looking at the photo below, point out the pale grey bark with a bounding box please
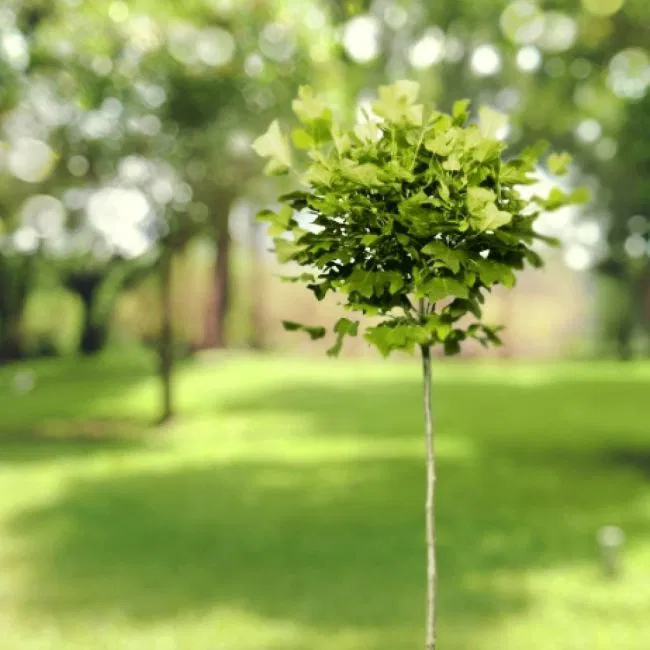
[421,343,436,650]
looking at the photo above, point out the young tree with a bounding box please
[254,80,585,648]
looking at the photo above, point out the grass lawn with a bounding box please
[1,352,650,649]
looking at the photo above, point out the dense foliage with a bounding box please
[254,80,585,357]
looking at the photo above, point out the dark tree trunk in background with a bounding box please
[639,266,650,356]
[613,269,650,360]
[615,305,635,360]
[158,248,174,424]
[249,214,265,350]
[0,254,32,363]
[79,285,109,355]
[65,272,110,356]
[214,225,231,348]
[201,222,231,350]
[0,312,25,362]
[598,260,639,360]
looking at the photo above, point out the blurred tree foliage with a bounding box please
[1,0,650,363]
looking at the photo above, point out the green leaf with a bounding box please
[570,186,591,204]
[291,128,315,150]
[547,152,571,176]
[292,86,333,127]
[347,269,375,298]
[464,270,477,287]
[479,203,512,231]
[467,323,504,348]
[427,112,452,133]
[252,120,292,175]
[303,164,333,186]
[442,154,461,171]
[334,317,360,337]
[263,205,294,236]
[473,258,516,287]
[256,209,275,222]
[417,277,469,301]
[534,186,591,211]
[444,337,461,356]
[467,187,512,231]
[500,163,535,185]
[470,133,505,162]
[364,325,395,357]
[423,313,442,333]
[445,297,482,319]
[467,186,496,212]
[274,238,307,263]
[435,321,452,341]
[308,281,331,300]
[372,80,423,126]
[354,121,382,143]
[327,317,360,357]
[452,99,470,125]
[424,130,456,156]
[537,187,568,211]
[340,160,382,186]
[364,321,430,357]
[524,249,544,267]
[438,181,450,203]
[282,321,327,340]
[478,106,508,139]
[517,140,549,168]
[331,124,352,154]
[421,240,467,273]
[384,271,404,293]
[281,272,316,284]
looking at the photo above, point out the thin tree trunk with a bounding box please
[420,342,436,650]
[158,248,174,424]
[0,254,31,363]
[0,312,24,363]
[615,277,635,360]
[214,225,231,348]
[634,264,650,356]
[200,225,231,349]
[78,286,109,356]
[249,215,265,350]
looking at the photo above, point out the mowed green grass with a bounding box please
[1,353,650,650]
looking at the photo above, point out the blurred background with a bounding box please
[1,1,650,649]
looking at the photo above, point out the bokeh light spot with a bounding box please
[343,15,381,64]
[500,1,545,44]
[582,0,625,17]
[516,45,542,72]
[471,44,502,76]
[607,48,650,100]
[8,138,56,183]
[575,118,602,144]
[408,28,445,69]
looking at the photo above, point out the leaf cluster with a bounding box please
[253,81,586,357]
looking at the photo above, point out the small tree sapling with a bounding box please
[253,80,586,650]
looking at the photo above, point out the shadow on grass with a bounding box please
[218,370,650,457]
[0,352,165,464]
[7,373,650,647]
[7,459,522,632]
[0,420,148,464]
